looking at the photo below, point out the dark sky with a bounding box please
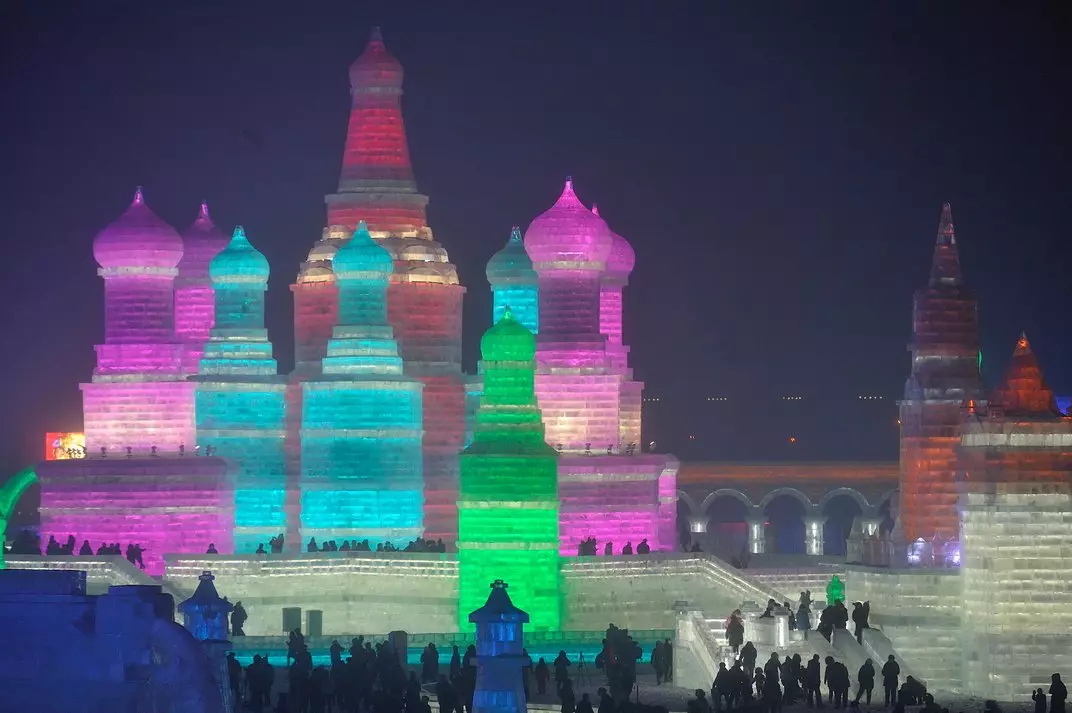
[1,1,1070,469]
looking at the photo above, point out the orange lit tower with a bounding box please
[289,28,465,546]
[899,203,982,542]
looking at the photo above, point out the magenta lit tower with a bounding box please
[38,189,232,574]
[175,202,229,374]
[524,179,677,554]
[290,28,466,547]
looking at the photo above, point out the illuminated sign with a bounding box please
[44,432,86,460]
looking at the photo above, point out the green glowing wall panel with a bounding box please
[458,549,561,632]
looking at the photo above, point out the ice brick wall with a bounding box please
[165,553,458,636]
[845,565,962,692]
[38,456,234,576]
[959,484,1072,700]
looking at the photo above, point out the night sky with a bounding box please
[1,2,1070,470]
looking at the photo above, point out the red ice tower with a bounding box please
[289,28,465,547]
[899,203,982,543]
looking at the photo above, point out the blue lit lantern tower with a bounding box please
[486,226,538,334]
[469,580,530,713]
[300,221,424,545]
[195,227,286,553]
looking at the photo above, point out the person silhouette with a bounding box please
[1051,673,1067,713]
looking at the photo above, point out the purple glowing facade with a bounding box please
[38,190,234,574]
[175,202,229,375]
[522,179,677,553]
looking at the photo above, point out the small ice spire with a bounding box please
[369,26,383,43]
[509,226,522,243]
[199,201,210,220]
[133,186,144,205]
[502,305,514,321]
[231,225,248,243]
[1016,331,1030,352]
[938,202,955,244]
[591,203,600,217]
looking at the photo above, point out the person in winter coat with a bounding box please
[881,655,900,707]
[851,602,870,645]
[1034,689,1048,713]
[739,642,758,676]
[804,654,823,708]
[763,654,783,713]
[854,658,875,705]
[797,602,812,638]
[726,614,745,656]
[1051,673,1067,713]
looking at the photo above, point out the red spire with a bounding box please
[929,202,962,286]
[339,27,413,186]
[991,333,1060,416]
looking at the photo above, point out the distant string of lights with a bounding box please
[643,395,891,402]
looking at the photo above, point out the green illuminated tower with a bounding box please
[458,308,561,631]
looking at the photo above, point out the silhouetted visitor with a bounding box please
[560,678,576,713]
[604,542,613,556]
[763,653,783,713]
[553,651,571,690]
[226,652,242,704]
[726,612,745,655]
[96,542,108,555]
[664,637,674,681]
[854,657,875,705]
[78,540,92,556]
[851,601,870,644]
[436,674,458,713]
[688,689,711,713]
[269,534,284,553]
[882,655,900,707]
[231,601,247,636]
[1035,689,1048,713]
[451,644,461,681]
[714,662,732,709]
[1051,673,1067,713]
[797,602,812,638]
[421,642,440,683]
[598,686,615,713]
[804,654,823,708]
[622,542,633,555]
[206,542,218,554]
[536,658,550,695]
[824,656,849,709]
[636,539,650,554]
[577,692,594,713]
[898,676,925,706]
[255,543,266,554]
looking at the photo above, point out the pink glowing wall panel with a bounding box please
[81,380,196,455]
[174,283,216,374]
[102,277,176,344]
[533,368,621,453]
[556,455,677,555]
[37,456,233,575]
[599,285,623,347]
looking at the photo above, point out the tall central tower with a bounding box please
[899,203,981,542]
[291,28,465,546]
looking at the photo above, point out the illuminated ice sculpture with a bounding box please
[300,221,424,545]
[195,227,286,553]
[458,309,561,630]
[175,202,229,374]
[39,189,232,574]
[294,27,466,546]
[486,227,538,334]
[469,580,531,713]
[899,203,981,543]
[523,180,677,553]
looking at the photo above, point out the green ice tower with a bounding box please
[458,308,562,631]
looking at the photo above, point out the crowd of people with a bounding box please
[577,538,652,556]
[305,537,448,554]
[6,531,148,569]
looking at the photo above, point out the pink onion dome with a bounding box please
[591,203,635,278]
[523,178,612,267]
[93,187,184,270]
[349,27,403,92]
[177,201,229,280]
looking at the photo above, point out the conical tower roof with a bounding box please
[93,187,184,270]
[524,178,612,266]
[480,307,536,363]
[990,333,1060,416]
[929,202,963,287]
[210,226,270,283]
[468,580,530,624]
[486,226,537,283]
[349,26,403,91]
[178,201,229,280]
[333,220,394,277]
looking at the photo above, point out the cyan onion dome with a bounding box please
[486,226,537,283]
[349,27,403,91]
[209,226,270,283]
[481,307,536,363]
[178,201,229,280]
[523,178,612,266]
[333,220,394,278]
[591,204,635,278]
[93,187,184,270]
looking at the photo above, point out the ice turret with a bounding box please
[176,202,229,373]
[990,333,1060,416]
[486,226,538,334]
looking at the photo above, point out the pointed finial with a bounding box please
[133,186,144,205]
[370,26,383,43]
[199,201,210,220]
[501,305,514,321]
[357,219,369,232]
[938,202,955,244]
[232,225,247,241]
[1017,331,1030,352]
[509,226,522,243]
[591,203,600,217]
